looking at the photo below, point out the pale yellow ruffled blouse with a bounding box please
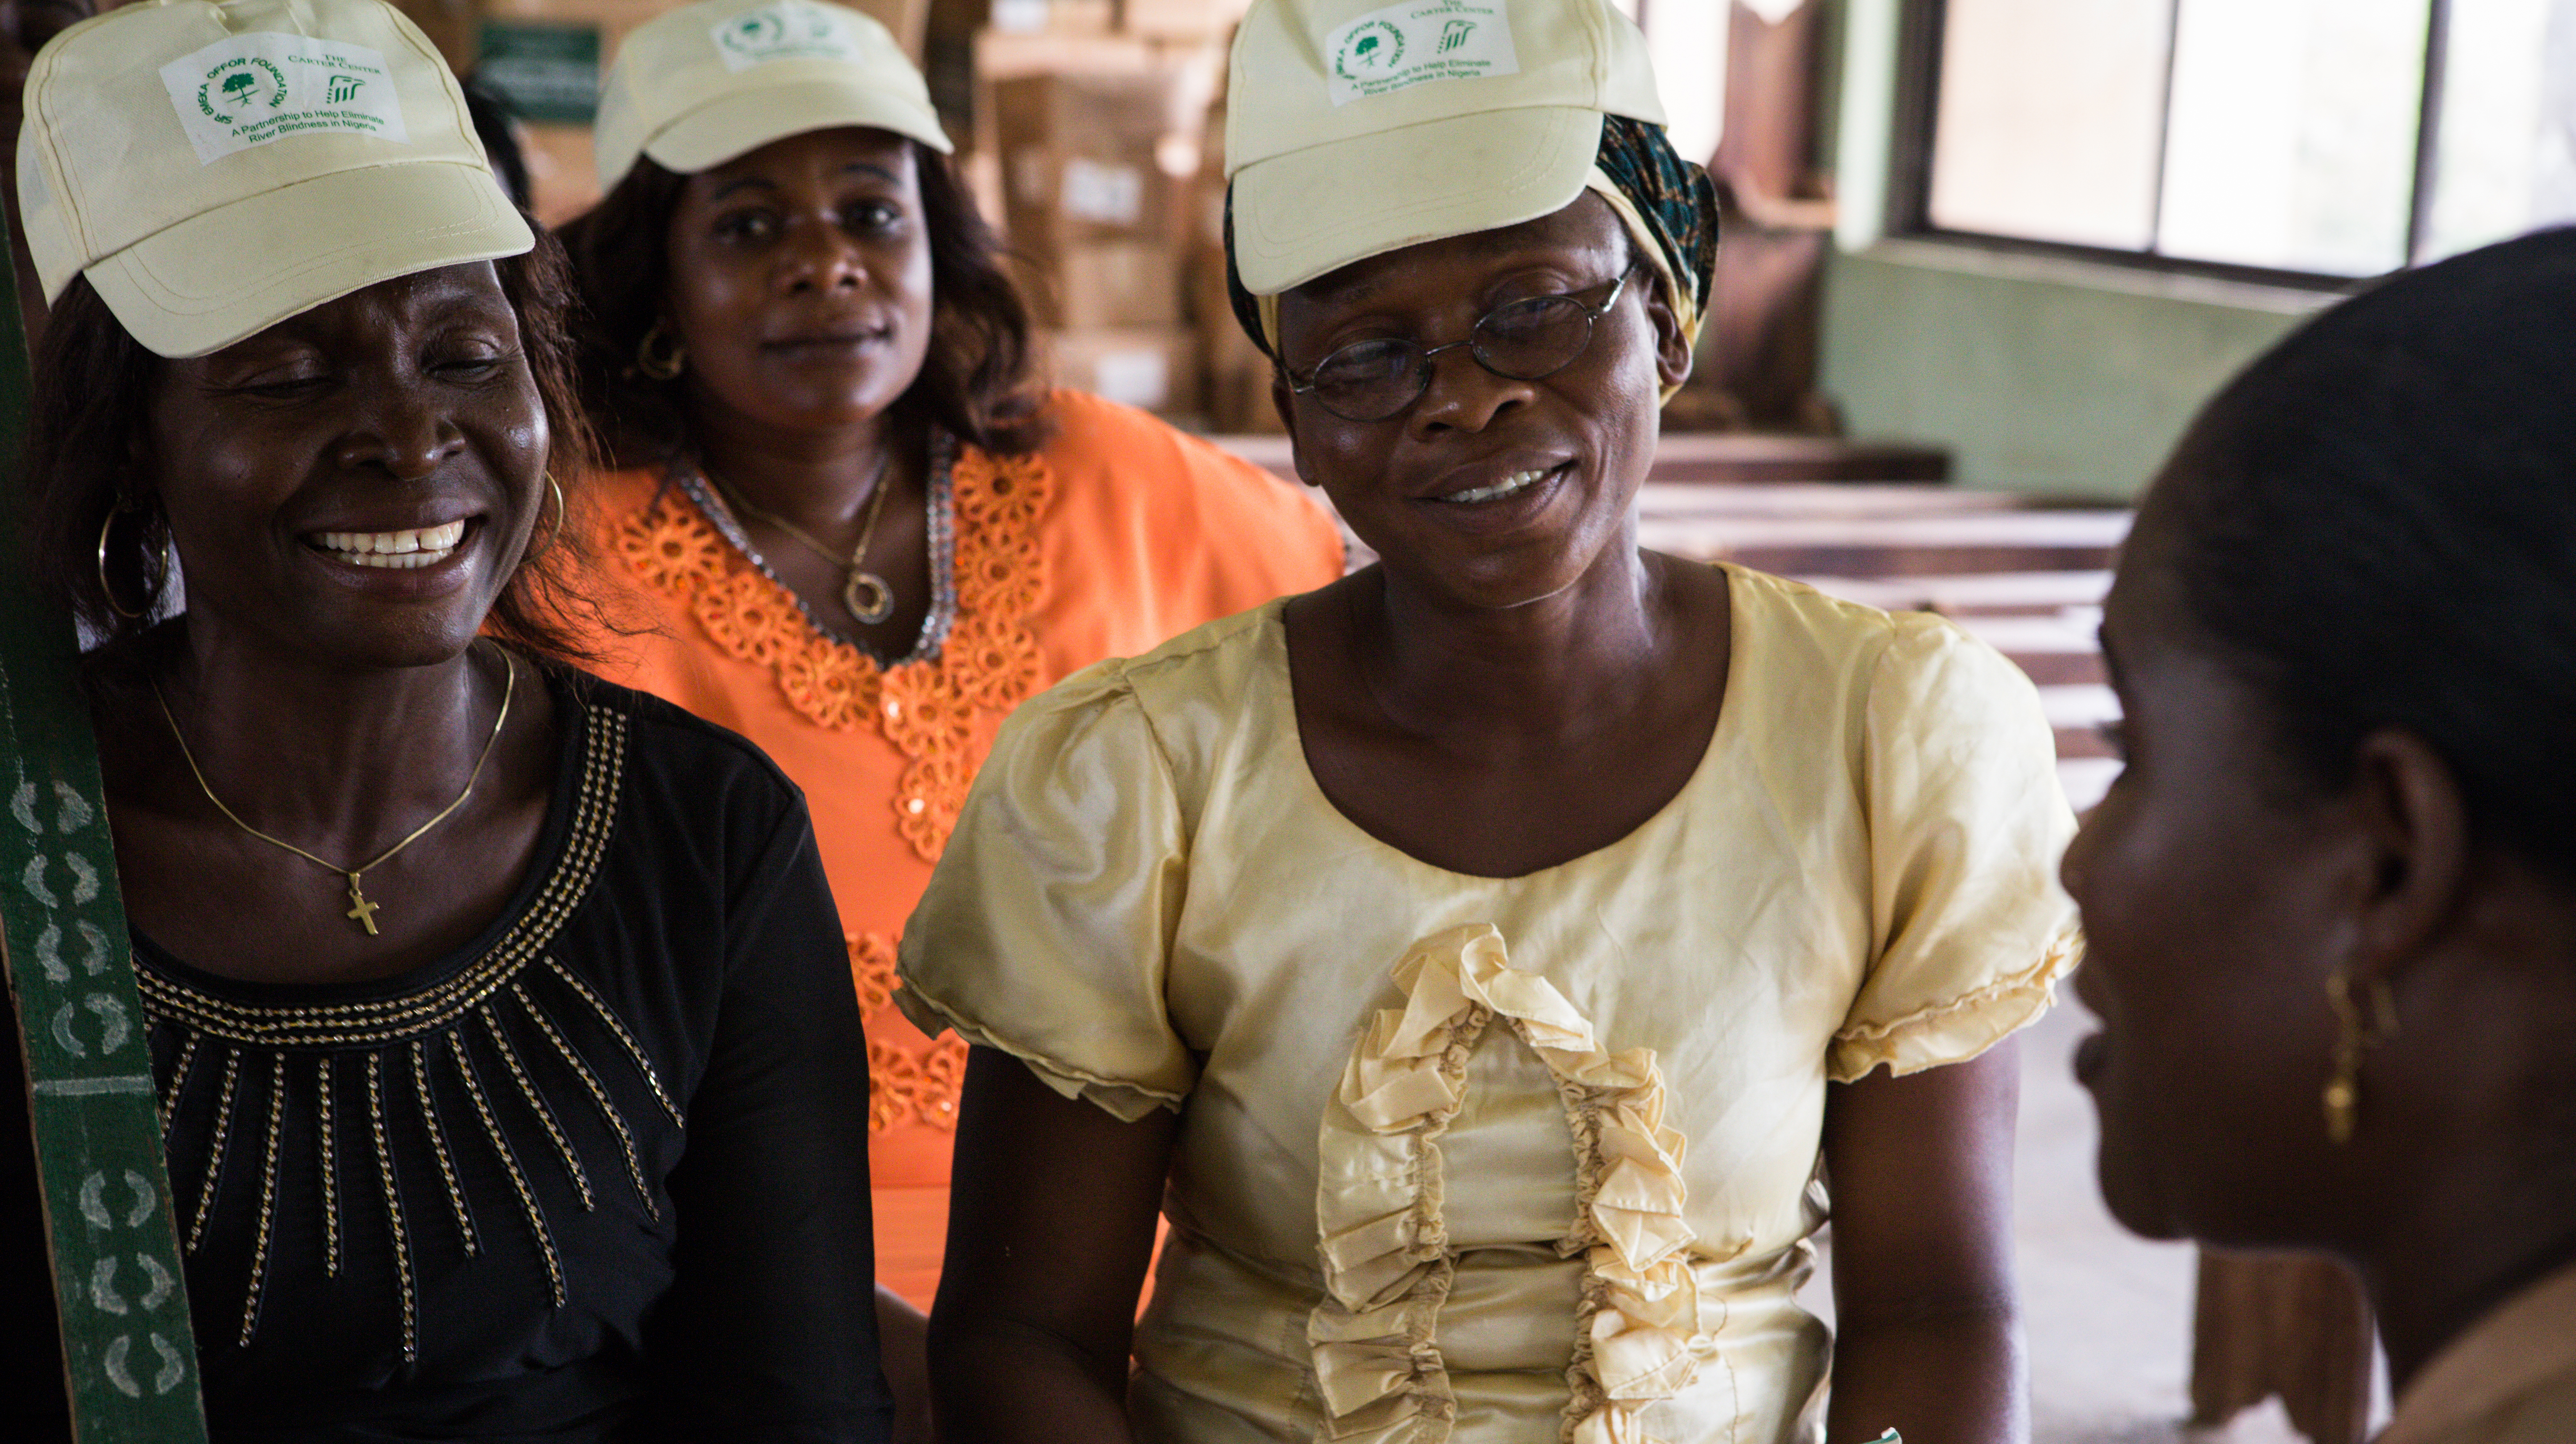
[898,564,2081,1444]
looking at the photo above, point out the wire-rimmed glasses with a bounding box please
[1283,266,1640,424]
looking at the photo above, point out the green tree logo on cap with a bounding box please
[197,57,287,125]
[1334,20,1404,81]
[715,0,854,64]
[721,11,788,52]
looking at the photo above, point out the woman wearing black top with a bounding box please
[0,1,889,1439]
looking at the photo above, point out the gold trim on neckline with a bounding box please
[134,703,629,1049]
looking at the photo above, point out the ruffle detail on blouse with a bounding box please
[614,449,1055,864]
[1312,924,1717,1444]
[1828,921,2085,1083]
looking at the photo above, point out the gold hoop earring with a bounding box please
[2322,968,2400,1146]
[535,472,567,555]
[96,503,166,621]
[636,321,686,381]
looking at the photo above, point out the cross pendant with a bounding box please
[345,875,381,935]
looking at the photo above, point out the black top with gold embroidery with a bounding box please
[54,675,889,1443]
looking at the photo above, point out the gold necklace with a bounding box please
[152,650,517,937]
[710,451,899,626]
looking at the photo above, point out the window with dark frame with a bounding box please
[1892,0,2576,287]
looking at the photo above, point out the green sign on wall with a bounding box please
[477,21,602,125]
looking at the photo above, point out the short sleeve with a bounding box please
[896,663,1195,1121]
[1831,612,2083,1083]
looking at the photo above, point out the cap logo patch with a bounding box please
[712,0,866,72]
[1324,0,1519,107]
[158,33,408,165]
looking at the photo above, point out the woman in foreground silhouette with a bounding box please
[2065,227,2576,1444]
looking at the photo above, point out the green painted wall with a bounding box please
[1819,250,2313,501]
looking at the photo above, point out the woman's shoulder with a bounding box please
[580,462,673,523]
[1719,561,1907,650]
[1020,602,1279,717]
[993,603,1282,766]
[1717,562,2029,716]
[1035,386,1211,465]
[566,465,687,605]
[1018,392,1344,609]
[1712,562,1907,703]
[559,668,809,823]
[1034,391,1328,519]
[2382,1262,2576,1444]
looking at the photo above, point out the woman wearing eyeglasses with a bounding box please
[899,3,2076,1442]
[555,2,1341,1426]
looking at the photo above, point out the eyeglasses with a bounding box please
[1284,267,1640,423]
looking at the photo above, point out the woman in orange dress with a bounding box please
[553,0,1342,1427]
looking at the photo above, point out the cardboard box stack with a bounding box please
[1117,0,1251,41]
[1186,96,1281,433]
[994,72,1199,416]
[1046,327,1201,416]
[987,0,1114,34]
[979,8,1220,421]
[974,0,1270,424]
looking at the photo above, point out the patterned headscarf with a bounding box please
[1226,113,1721,388]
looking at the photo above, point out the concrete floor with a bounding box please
[1805,1001,2381,1444]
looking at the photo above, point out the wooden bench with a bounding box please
[1632,481,2124,808]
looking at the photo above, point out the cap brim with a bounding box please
[88,161,534,360]
[1229,106,1603,297]
[642,78,954,178]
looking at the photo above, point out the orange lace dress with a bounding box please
[580,392,1344,1305]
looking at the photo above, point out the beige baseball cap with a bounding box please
[595,0,952,193]
[1227,0,1663,296]
[16,0,533,360]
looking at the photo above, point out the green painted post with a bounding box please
[0,246,209,1433]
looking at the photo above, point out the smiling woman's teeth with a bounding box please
[1442,468,1551,504]
[313,519,467,568]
